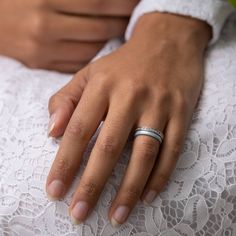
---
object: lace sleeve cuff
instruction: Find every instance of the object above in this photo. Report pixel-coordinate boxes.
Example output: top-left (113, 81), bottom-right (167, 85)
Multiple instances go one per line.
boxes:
top-left (125, 0), bottom-right (234, 45)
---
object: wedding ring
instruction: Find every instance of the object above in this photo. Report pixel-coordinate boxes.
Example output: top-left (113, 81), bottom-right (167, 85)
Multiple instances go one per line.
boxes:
top-left (133, 127), bottom-right (164, 143)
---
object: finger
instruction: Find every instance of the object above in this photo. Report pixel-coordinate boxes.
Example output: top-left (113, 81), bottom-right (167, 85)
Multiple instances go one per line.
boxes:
top-left (108, 112), bottom-right (166, 227)
top-left (141, 115), bottom-right (189, 205)
top-left (68, 97), bottom-right (135, 224)
top-left (47, 69), bottom-right (88, 138)
top-left (49, 14), bottom-right (128, 42)
top-left (49, 0), bottom-right (139, 17)
top-left (45, 61), bottom-right (87, 74)
top-left (42, 41), bottom-right (105, 62)
top-left (46, 79), bottom-right (108, 200)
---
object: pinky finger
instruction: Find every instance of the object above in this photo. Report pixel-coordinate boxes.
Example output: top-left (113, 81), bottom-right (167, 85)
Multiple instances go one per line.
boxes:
top-left (141, 116), bottom-right (189, 205)
top-left (44, 61), bottom-right (88, 74)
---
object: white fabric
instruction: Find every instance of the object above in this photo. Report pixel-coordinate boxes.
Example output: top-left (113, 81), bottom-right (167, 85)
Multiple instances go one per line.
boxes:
top-left (125, 0), bottom-right (234, 45)
top-left (0, 12), bottom-right (236, 236)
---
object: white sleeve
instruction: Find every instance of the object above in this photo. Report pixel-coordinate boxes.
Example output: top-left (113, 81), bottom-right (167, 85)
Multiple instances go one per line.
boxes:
top-left (125, 0), bottom-right (234, 45)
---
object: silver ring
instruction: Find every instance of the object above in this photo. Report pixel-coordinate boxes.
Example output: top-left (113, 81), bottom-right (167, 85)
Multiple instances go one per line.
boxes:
top-left (133, 127), bottom-right (164, 143)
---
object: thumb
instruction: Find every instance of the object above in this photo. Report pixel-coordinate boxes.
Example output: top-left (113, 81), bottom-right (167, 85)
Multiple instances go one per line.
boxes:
top-left (48, 68), bottom-right (88, 138)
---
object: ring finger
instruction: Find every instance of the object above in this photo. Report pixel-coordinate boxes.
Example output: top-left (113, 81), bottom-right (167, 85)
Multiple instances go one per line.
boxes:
top-left (108, 112), bottom-right (167, 226)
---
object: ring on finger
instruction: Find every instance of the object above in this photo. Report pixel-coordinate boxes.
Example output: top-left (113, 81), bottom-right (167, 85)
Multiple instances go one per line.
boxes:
top-left (133, 127), bottom-right (164, 143)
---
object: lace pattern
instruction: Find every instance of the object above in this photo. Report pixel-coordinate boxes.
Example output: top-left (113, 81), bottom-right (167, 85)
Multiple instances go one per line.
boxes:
top-left (0, 14), bottom-right (236, 236)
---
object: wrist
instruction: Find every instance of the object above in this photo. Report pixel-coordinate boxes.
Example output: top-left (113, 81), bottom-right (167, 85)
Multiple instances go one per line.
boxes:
top-left (130, 12), bottom-right (212, 53)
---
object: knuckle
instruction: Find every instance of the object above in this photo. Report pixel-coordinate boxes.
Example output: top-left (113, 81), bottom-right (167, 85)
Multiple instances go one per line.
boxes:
top-left (88, 72), bottom-right (110, 93)
top-left (80, 180), bottom-right (98, 197)
top-left (48, 91), bottom-right (77, 111)
top-left (66, 118), bottom-right (88, 140)
top-left (157, 172), bottom-right (170, 183)
top-left (170, 143), bottom-right (182, 158)
top-left (48, 94), bottom-right (58, 108)
top-left (32, 12), bottom-right (50, 38)
top-left (156, 89), bottom-right (171, 106)
top-left (124, 186), bottom-right (142, 201)
top-left (92, 73), bottom-right (108, 87)
top-left (96, 135), bottom-right (119, 155)
top-left (174, 92), bottom-right (189, 112)
top-left (53, 157), bottom-right (69, 180)
top-left (124, 80), bottom-right (149, 104)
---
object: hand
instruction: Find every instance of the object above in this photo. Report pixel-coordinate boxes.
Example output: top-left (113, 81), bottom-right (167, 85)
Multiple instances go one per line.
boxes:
top-left (0, 0), bottom-right (139, 73)
top-left (46, 13), bottom-right (211, 226)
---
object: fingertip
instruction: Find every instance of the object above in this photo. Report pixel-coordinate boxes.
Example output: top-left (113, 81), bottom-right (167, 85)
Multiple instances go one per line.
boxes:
top-left (47, 109), bottom-right (71, 138)
top-left (142, 190), bottom-right (157, 205)
top-left (48, 113), bottom-right (57, 137)
top-left (70, 201), bottom-right (90, 225)
top-left (46, 179), bottom-right (65, 200)
top-left (48, 123), bottom-right (62, 138)
top-left (71, 215), bottom-right (83, 225)
top-left (47, 193), bottom-right (60, 202)
top-left (110, 205), bottom-right (130, 227)
top-left (111, 217), bottom-right (121, 228)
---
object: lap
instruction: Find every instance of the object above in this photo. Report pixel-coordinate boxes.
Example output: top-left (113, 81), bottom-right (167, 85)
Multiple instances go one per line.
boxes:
top-left (0, 14), bottom-right (235, 236)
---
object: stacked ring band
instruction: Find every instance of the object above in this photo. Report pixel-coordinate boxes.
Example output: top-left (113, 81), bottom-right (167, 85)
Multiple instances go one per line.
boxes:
top-left (133, 127), bottom-right (164, 143)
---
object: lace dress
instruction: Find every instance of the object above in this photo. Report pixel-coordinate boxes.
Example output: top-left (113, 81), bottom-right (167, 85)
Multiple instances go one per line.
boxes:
top-left (0, 11), bottom-right (236, 236)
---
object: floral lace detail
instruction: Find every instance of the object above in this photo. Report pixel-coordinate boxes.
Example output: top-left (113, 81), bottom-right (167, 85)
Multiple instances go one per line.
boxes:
top-left (0, 14), bottom-right (236, 236)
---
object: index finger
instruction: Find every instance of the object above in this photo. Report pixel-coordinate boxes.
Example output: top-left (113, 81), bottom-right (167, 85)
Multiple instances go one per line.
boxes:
top-left (48, 69), bottom-right (88, 137)
top-left (48, 0), bottom-right (139, 17)
top-left (46, 78), bottom-right (108, 200)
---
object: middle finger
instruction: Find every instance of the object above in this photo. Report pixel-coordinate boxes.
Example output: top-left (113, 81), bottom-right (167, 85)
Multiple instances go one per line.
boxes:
top-left (69, 98), bottom-right (135, 224)
top-left (109, 112), bottom-right (166, 226)
top-left (50, 14), bottom-right (128, 42)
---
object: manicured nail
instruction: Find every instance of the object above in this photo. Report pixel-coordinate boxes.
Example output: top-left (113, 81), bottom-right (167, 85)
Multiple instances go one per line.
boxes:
top-left (48, 113), bottom-right (56, 136)
top-left (111, 205), bottom-right (130, 227)
top-left (71, 201), bottom-right (89, 224)
top-left (47, 180), bottom-right (65, 200)
top-left (143, 190), bottom-right (157, 205)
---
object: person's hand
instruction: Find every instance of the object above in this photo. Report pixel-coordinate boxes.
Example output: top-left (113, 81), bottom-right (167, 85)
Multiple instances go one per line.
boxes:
top-left (0, 0), bottom-right (139, 73)
top-left (46, 12), bottom-right (211, 226)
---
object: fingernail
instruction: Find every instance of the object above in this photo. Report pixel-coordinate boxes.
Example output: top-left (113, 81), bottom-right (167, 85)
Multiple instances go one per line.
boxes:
top-left (143, 190), bottom-right (157, 205)
top-left (111, 205), bottom-right (130, 227)
top-left (47, 180), bottom-right (65, 200)
top-left (48, 113), bottom-right (56, 136)
top-left (71, 201), bottom-right (89, 224)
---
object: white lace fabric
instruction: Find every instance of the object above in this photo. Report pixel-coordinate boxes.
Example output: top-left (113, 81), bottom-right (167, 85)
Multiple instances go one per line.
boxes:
top-left (0, 13), bottom-right (236, 236)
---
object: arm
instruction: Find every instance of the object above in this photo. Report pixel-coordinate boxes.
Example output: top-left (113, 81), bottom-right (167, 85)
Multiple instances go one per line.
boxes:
top-left (125, 0), bottom-right (234, 45)
top-left (45, 12), bottom-right (211, 226)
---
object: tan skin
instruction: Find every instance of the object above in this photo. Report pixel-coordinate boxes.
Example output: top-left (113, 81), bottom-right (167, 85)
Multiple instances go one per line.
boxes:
top-left (0, 0), bottom-right (139, 73)
top-left (45, 13), bottom-right (211, 226)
